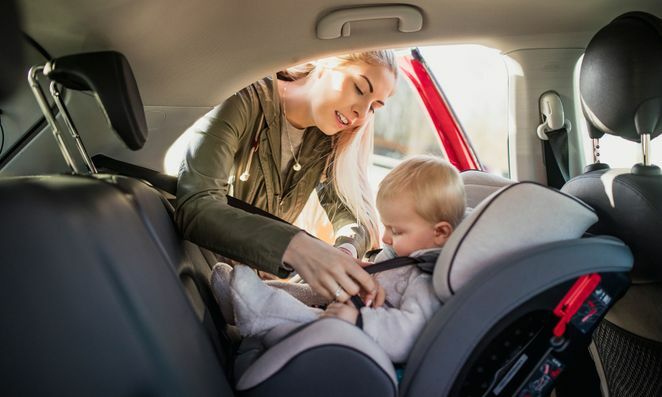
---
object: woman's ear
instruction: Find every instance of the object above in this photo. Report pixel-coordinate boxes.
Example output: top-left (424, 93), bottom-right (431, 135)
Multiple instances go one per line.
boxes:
top-left (433, 221), bottom-right (453, 246)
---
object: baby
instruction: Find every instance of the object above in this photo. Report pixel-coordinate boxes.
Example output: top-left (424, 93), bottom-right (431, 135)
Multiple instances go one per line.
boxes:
top-left (212, 155), bottom-right (466, 363)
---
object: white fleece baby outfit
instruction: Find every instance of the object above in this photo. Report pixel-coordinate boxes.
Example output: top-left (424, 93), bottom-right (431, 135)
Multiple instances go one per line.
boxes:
top-left (211, 246), bottom-right (441, 363)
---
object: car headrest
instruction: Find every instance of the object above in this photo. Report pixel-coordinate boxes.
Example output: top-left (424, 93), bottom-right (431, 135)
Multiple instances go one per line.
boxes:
top-left (434, 182), bottom-right (598, 302)
top-left (44, 51), bottom-right (148, 150)
top-left (0, 0), bottom-right (24, 100)
top-left (580, 11), bottom-right (662, 143)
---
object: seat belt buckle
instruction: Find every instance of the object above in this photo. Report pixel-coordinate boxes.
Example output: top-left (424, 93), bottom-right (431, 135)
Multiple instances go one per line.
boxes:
top-left (552, 274), bottom-right (602, 337)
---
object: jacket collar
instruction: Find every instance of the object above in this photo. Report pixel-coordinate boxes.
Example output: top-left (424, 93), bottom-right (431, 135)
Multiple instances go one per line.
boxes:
top-left (253, 75), bottom-right (281, 131)
top-left (252, 75), bottom-right (333, 186)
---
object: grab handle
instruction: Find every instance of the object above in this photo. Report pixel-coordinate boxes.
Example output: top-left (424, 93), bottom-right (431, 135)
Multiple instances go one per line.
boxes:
top-left (316, 5), bottom-right (423, 39)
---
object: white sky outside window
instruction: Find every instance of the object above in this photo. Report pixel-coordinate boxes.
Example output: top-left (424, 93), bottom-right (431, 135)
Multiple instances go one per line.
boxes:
top-left (418, 45), bottom-right (509, 177)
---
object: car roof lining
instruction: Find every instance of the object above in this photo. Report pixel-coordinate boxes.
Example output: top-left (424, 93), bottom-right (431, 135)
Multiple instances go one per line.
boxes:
top-left (18, 0), bottom-right (662, 107)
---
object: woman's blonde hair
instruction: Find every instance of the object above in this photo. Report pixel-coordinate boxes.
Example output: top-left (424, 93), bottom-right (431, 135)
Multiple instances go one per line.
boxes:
top-left (377, 155), bottom-right (466, 228)
top-left (282, 50), bottom-right (398, 249)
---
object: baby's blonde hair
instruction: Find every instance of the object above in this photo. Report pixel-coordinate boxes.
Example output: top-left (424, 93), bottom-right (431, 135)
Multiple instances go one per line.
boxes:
top-left (377, 155), bottom-right (466, 228)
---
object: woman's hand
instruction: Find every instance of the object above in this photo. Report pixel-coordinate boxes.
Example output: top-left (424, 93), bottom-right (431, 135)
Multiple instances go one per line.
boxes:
top-left (322, 301), bottom-right (359, 324)
top-left (282, 231), bottom-right (378, 303)
top-left (360, 284), bottom-right (386, 308)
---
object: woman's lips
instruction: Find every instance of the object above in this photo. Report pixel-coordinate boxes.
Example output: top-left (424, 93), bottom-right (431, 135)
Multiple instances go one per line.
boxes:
top-left (335, 110), bottom-right (350, 128)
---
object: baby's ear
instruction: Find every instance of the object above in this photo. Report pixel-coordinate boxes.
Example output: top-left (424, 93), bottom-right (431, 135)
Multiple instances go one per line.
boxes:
top-left (433, 221), bottom-right (453, 246)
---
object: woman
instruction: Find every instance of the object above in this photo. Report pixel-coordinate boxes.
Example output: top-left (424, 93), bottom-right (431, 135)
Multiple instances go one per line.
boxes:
top-left (175, 50), bottom-right (397, 302)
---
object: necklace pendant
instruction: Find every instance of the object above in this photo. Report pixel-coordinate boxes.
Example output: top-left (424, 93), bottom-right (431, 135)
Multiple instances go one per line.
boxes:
top-left (293, 162), bottom-right (302, 171)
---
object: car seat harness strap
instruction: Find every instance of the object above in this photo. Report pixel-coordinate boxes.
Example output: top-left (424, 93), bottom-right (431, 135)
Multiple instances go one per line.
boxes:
top-left (349, 254), bottom-right (429, 327)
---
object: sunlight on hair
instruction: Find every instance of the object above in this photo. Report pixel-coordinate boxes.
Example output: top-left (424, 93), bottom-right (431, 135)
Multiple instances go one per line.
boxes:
top-left (329, 70), bottom-right (344, 92)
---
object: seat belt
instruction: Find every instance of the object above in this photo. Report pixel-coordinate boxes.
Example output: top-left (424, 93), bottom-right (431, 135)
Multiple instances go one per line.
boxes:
top-left (349, 255), bottom-right (428, 311)
top-left (537, 91), bottom-right (571, 188)
top-left (546, 127), bottom-right (570, 181)
top-left (92, 154), bottom-right (288, 224)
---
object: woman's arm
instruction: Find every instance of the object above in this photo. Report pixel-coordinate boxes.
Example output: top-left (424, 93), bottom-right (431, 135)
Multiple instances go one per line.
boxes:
top-left (175, 90), bottom-right (300, 276)
top-left (175, 88), bottom-right (379, 301)
top-left (317, 181), bottom-right (371, 258)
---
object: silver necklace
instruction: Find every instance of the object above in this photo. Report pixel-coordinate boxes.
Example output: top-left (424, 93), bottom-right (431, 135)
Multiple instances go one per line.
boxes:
top-left (282, 84), bottom-right (303, 172)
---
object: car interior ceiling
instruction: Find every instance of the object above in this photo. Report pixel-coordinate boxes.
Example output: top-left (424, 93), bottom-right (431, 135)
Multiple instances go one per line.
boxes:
top-left (1, 2), bottom-right (661, 397)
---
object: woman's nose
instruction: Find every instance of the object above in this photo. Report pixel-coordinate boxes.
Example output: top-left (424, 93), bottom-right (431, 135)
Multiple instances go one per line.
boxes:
top-left (351, 102), bottom-right (370, 121)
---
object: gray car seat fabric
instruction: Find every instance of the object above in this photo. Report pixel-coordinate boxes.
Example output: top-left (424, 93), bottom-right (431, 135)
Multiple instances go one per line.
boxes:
top-left (435, 182), bottom-right (597, 301)
top-left (562, 11), bottom-right (662, 397)
top-left (402, 237), bottom-right (631, 397)
top-left (460, 170), bottom-right (515, 208)
top-left (232, 182), bottom-right (629, 396)
top-left (237, 319), bottom-right (397, 394)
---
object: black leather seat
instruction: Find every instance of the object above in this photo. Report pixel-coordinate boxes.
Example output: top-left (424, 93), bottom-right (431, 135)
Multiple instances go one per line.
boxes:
top-left (43, 50), bottom-right (235, 364)
top-left (0, 0), bottom-right (23, 100)
top-left (0, 29), bottom-right (235, 393)
top-left (562, 11), bottom-right (662, 397)
top-left (0, 175), bottom-right (234, 396)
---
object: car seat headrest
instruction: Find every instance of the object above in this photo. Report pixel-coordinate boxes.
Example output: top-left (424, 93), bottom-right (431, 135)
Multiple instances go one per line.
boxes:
top-left (0, 0), bottom-right (24, 100)
top-left (44, 51), bottom-right (148, 150)
top-left (433, 182), bottom-right (598, 301)
top-left (461, 170), bottom-right (515, 208)
top-left (580, 11), bottom-right (662, 143)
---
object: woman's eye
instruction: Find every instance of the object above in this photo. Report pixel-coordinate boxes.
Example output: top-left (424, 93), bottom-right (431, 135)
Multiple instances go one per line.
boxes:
top-left (354, 84), bottom-right (364, 96)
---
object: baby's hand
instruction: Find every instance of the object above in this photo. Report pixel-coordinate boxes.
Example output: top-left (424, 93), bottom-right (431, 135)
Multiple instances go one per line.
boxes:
top-left (360, 284), bottom-right (386, 308)
top-left (322, 301), bottom-right (359, 324)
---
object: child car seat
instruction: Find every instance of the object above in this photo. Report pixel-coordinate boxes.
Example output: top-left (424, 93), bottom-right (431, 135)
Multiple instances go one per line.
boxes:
top-left (231, 182), bottom-right (632, 397)
top-left (460, 169), bottom-right (514, 208)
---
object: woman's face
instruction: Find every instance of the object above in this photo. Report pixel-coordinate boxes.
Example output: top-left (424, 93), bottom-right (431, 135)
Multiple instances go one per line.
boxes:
top-left (308, 61), bottom-right (396, 135)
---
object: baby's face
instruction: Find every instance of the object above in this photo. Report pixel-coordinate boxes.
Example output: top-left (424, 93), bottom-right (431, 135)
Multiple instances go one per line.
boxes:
top-left (378, 196), bottom-right (441, 257)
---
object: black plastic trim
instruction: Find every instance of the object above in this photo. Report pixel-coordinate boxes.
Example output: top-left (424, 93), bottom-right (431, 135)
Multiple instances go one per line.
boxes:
top-left (0, 33), bottom-right (56, 168)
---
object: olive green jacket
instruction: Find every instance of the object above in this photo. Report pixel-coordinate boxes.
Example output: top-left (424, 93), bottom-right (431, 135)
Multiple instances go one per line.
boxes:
top-left (175, 77), bottom-right (369, 276)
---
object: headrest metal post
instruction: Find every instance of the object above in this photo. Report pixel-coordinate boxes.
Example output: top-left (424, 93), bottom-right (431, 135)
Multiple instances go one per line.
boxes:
top-left (592, 138), bottom-right (601, 163)
top-left (49, 81), bottom-right (97, 174)
top-left (28, 65), bottom-right (79, 174)
top-left (642, 133), bottom-right (651, 166)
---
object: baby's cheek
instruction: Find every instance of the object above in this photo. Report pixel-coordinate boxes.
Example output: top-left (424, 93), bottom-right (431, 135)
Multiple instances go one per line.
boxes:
top-left (392, 240), bottom-right (408, 256)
